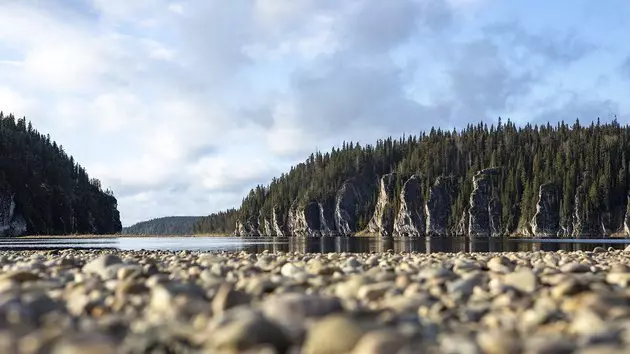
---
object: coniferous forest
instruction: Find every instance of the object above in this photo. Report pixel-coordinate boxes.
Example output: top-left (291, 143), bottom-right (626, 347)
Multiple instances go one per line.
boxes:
top-left (0, 112), bottom-right (121, 236)
top-left (122, 216), bottom-right (203, 235)
top-left (195, 118), bottom-right (630, 238)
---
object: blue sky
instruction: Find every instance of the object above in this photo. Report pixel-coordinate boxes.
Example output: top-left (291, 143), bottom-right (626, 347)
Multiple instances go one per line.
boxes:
top-left (0, 0), bottom-right (629, 226)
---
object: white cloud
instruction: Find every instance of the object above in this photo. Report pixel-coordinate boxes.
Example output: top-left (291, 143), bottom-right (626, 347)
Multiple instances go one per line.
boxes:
top-left (0, 0), bottom-right (626, 226)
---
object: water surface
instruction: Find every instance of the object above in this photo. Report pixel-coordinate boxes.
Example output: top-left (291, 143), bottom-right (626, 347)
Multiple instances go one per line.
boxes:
top-left (1, 236), bottom-right (630, 253)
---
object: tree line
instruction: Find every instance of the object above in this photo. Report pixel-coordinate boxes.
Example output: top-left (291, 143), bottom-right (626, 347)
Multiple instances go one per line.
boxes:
top-left (0, 112), bottom-right (121, 235)
top-left (195, 118), bottom-right (630, 236)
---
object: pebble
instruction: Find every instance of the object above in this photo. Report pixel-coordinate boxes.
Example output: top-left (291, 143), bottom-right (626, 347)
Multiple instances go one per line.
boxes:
top-left (303, 315), bottom-right (365, 354)
top-left (503, 268), bottom-right (537, 293)
top-left (2, 248), bottom-right (630, 353)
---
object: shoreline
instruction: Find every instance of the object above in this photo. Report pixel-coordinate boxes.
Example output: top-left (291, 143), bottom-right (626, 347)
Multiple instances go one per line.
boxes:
top-left (2, 248), bottom-right (630, 352)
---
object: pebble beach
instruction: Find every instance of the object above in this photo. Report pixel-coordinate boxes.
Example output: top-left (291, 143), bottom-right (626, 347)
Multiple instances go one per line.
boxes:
top-left (2, 247), bottom-right (630, 353)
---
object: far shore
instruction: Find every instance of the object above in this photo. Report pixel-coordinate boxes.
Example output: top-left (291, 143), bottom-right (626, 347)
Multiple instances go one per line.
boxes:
top-left (17, 233), bottom-right (234, 239)
top-left (14, 232), bottom-right (630, 239)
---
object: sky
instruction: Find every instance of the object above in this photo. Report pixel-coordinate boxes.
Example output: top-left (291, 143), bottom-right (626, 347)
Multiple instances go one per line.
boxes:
top-left (1, 0), bottom-right (629, 226)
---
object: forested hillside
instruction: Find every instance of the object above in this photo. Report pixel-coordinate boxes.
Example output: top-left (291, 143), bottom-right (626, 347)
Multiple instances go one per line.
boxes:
top-left (122, 216), bottom-right (202, 235)
top-left (0, 112), bottom-right (121, 236)
top-left (195, 119), bottom-right (630, 238)
top-left (193, 209), bottom-right (238, 235)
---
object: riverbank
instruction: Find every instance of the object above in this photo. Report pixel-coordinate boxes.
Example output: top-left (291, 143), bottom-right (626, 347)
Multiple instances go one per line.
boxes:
top-left (18, 233), bottom-right (233, 239)
top-left (2, 248), bottom-right (630, 353)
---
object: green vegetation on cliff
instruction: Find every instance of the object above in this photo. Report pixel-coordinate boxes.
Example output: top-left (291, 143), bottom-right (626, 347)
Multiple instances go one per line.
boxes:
top-left (195, 119), bottom-right (630, 236)
top-left (0, 112), bottom-right (121, 236)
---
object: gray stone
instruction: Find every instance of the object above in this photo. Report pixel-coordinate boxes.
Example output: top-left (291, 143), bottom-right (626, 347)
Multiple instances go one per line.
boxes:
top-left (350, 329), bottom-right (407, 354)
top-left (303, 315), bottom-right (365, 354)
top-left (82, 254), bottom-right (122, 279)
top-left (503, 268), bottom-right (537, 293)
top-left (212, 283), bottom-right (251, 316)
top-left (208, 315), bottom-right (292, 354)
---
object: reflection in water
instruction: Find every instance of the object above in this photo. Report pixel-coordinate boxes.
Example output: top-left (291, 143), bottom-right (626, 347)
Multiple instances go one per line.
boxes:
top-left (0, 236), bottom-right (629, 253)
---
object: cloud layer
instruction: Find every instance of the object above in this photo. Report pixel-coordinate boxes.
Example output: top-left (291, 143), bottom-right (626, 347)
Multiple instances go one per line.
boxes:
top-left (0, 0), bottom-right (628, 225)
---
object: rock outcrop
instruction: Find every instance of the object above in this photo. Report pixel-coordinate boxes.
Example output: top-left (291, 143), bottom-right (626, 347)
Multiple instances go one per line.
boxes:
top-left (571, 183), bottom-right (601, 238)
top-left (393, 175), bottom-right (425, 237)
top-left (334, 176), bottom-right (376, 236)
top-left (234, 219), bottom-right (260, 237)
top-left (287, 201), bottom-right (322, 237)
top-left (530, 183), bottom-right (560, 237)
top-left (367, 173), bottom-right (397, 237)
top-left (468, 168), bottom-right (502, 237)
top-left (0, 189), bottom-right (26, 237)
top-left (271, 208), bottom-right (285, 237)
top-left (318, 202), bottom-right (336, 237)
top-left (426, 176), bottom-right (455, 236)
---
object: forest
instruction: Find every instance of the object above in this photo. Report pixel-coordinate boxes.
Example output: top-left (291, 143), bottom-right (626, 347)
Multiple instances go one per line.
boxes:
top-left (195, 118), bottom-right (630, 237)
top-left (122, 216), bottom-right (202, 235)
top-left (0, 112), bottom-right (121, 236)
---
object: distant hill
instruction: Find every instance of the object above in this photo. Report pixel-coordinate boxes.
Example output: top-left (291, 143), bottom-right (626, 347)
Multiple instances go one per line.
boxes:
top-left (122, 216), bottom-right (203, 235)
top-left (0, 112), bottom-right (121, 237)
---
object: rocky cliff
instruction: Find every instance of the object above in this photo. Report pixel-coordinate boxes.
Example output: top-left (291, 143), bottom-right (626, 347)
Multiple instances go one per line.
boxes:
top-left (287, 201), bottom-right (322, 237)
top-left (230, 170), bottom-right (630, 239)
top-left (426, 176), bottom-right (455, 236)
top-left (334, 175), bottom-right (376, 236)
top-left (393, 175), bottom-right (425, 237)
top-left (367, 173), bottom-right (397, 237)
top-left (530, 183), bottom-right (560, 237)
top-left (271, 208), bottom-right (285, 237)
top-left (234, 219), bottom-right (261, 237)
top-left (468, 168), bottom-right (502, 237)
top-left (571, 183), bottom-right (602, 238)
top-left (0, 189), bottom-right (26, 237)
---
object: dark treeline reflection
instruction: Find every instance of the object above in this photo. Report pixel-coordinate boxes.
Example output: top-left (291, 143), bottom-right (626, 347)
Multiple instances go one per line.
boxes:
top-left (239, 237), bottom-right (630, 254)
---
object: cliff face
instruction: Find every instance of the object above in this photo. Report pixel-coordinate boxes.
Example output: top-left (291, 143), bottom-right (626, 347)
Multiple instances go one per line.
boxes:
top-left (530, 183), bottom-right (560, 237)
top-left (468, 168), bottom-right (502, 237)
top-left (271, 208), bottom-right (285, 237)
top-left (572, 183), bottom-right (602, 238)
top-left (334, 175), bottom-right (376, 236)
top-left (393, 175), bottom-right (425, 237)
top-left (425, 176), bottom-right (455, 236)
top-left (367, 173), bottom-right (397, 237)
top-left (0, 188), bottom-right (26, 237)
top-left (288, 201), bottom-right (323, 237)
top-left (234, 219), bottom-right (261, 237)
top-left (231, 171), bottom-right (630, 239)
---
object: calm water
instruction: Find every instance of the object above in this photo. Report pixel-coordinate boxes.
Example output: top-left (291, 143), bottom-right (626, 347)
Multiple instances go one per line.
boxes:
top-left (1, 236), bottom-right (630, 253)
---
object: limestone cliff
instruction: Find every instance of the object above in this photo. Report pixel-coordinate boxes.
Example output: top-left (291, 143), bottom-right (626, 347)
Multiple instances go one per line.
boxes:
top-left (426, 176), bottom-right (455, 236)
top-left (234, 219), bottom-right (260, 237)
top-left (530, 183), bottom-right (560, 237)
top-left (468, 168), bottom-right (502, 237)
top-left (393, 175), bottom-right (425, 237)
top-left (367, 173), bottom-right (397, 237)
top-left (271, 208), bottom-right (285, 237)
top-left (287, 201), bottom-right (322, 237)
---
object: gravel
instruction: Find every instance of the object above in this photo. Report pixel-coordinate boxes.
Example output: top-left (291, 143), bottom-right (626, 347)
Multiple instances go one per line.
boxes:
top-left (2, 248), bottom-right (630, 353)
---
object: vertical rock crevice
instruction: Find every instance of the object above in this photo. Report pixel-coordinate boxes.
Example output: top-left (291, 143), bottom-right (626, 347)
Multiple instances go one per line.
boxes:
top-left (393, 175), bottom-right (425, 237)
